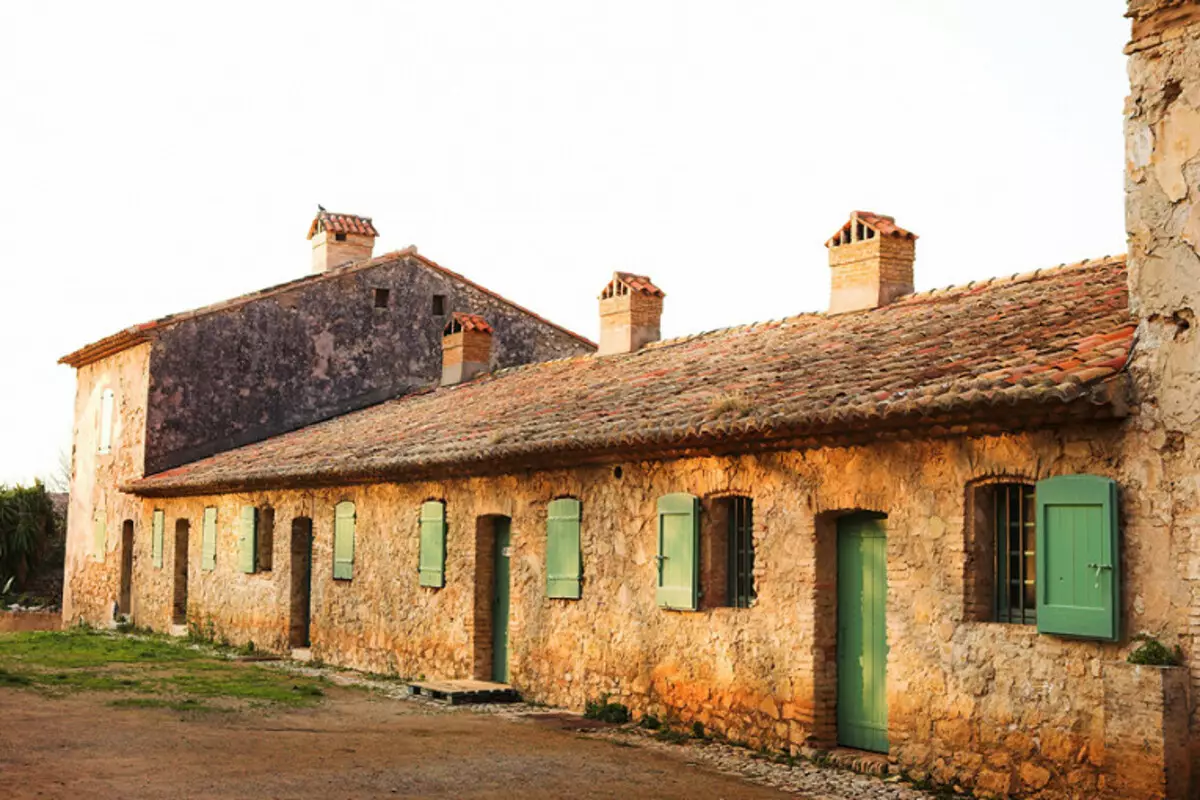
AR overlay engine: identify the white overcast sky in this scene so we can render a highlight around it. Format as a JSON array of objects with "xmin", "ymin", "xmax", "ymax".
[{"xmin": 0, "ymin": 1, "xmax": 1129, "ymax": 486}]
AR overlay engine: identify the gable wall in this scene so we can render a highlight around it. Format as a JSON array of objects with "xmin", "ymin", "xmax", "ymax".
[
  {"xmin": 113, "ymin": 421, "xmax": 1190, "ymax": 798},
  {"xmin": 142, "ymin": 256, "xmax": 592, "ymax": 474}
]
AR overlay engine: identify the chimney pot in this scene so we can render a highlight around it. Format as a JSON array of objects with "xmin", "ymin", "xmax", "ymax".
[
  {"xmin": 307, "ymin": 210, "xmax": 378, "ymax": 273},
  {"xmin": 597, "ymin": 272, "xmax": 664, "ymax": 355},
  {"xmin": 824, "ymin": 211, "xmax": 917, "ymax": 313},
  {"xmin": 441, "ymin": 312, "xmax": 493, "ymax": 385}
]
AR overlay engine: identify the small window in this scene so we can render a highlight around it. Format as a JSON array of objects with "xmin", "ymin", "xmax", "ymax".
[
  {"xmin": 373, "ymin": 288, "xmax": 390, "ymax": 308},
  {"xmin": 432, "ymin": 294, "xmax": 446, "ymax": 316},
  {"xmin": 334, "ymin": 232, "xmax": 347, "ymax": 242},
  {"xmin": 966, "ymin": 482, "xmax": 1035, "ymax": 624},
  {"xmin": 994, "ymin": 483, "xmax": 1036, "ymax": 624},
  {"xmin": 98, "ymin": 389, "xmax": 115, "ymax": 453},
  {"xmin": 700, "ymin": 496, "xmax": 755, "ymax": 609},
  {"xmin": 257, "ymin": 507, "xmax": 275, "ymax": 572},
  {"xmin": 152, "ymin": 509, "xmax": 165, "ymax": 569}
]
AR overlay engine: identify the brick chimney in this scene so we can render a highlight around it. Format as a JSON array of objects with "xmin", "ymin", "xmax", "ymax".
[
  {"xmin": 442, "ymin": 313, "xmax": 493, "ymax": 386},
  {"xmin": 824, "ymin": 211, "xmax": 917, "ymax": 314},
  {"xmin": 307, "ymin": 209, "xmax": 378, "ymax": 274},
  {"xmin": 598, "ymin": 272, "xmax": 664, "ymax": 355}
]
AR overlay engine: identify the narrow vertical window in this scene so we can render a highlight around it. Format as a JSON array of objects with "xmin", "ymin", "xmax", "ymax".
[
  {"xmin": 726, "ymin": 497, "xmax": 755, "ymax": 608},
  {"xmin": 432, "ymin": 294, "xmax": 446, "ymax": 315},
  {"xmin": 994, "ymin": 483, "xmax": 1036, "ymax": 624},
  {"xmin": 257, "ymin": 507, "xmax": 275, "ymax": 572},
  {"xmin": 98, "ymin": 389, "xmax": 115, "ymax": 453}
]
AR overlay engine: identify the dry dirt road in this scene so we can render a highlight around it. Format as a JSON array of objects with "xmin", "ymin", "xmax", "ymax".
[{"xmin": 0, "ymin": 685, "xmax": 792, "ymax": 799}]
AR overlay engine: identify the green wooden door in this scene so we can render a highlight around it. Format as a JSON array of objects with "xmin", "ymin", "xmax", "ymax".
[
  {"xmin": 837, "ymin": 514, "xmax": 888, "ymax": 753},
  {"xmin": 492, "ymin": 518, "xmax": 512, "ymax": 683}
]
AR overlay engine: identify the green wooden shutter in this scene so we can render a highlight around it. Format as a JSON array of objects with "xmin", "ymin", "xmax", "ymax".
[
  {"xmin": 92, "ymin": 509, "xmax": 107, "ymax": 560},
  {"xmin": 238, "ymin": 505, "xmax": 257, "ymax": 574},
  {"xmin": 201, "ymin": 507, "xmax": 217, "ymax": 571},
  {"xmin": 1035, "ymin": 475, "xmax": 1119, "ymax": 641},
  {"xmin": 419, "ymin": 501, "xmax": 446, "ymax": 588},
  {"xmin": 152, "ymin": 509, "xmax": 164, "ymax": 568},
  {"xmin": 656, "ymin": 493, "xmax": 699, "ymax": 610},
  {"xmin": 333, "ymin": 501, "xmax": 356, "ymax": 580},
  {"xmin": 546, "ymin": 498, "xmax": 582, "ymax": 599}
]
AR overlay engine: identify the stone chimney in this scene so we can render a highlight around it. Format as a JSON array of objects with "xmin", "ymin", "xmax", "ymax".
[
  {"xmin": 307, "ymin": 210, "xmax": 378, "ymax": 274},
  {"xmin": 442, "ymin": 313, "xmax": 493, "ymax": 386},
  {"xmin": 598, "ymin": 272, "xmax": 664, "ymax": 355},
  {"xmin": 824, "ymin": 211, "xmax": 917, "ymax": 314}
]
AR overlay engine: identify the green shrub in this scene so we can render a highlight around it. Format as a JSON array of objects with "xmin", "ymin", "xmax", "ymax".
[
  {"xmin": 1128, "ymin": 634, "xmax": 1184, "ymax": 666},
  {"xmin": 0, "ymin": 481, "xmax": 61, "ymax": 592},
  {"xmin": 584, "ymin": 694, "xmax": 631, "ymax": 724},
  {"xmin": 691, "ymin": 721, "xmax": 706, "ymax": 739},
  {"xmin": 638, "ymin": 714, "xmax": 661, "ymax": 730}
]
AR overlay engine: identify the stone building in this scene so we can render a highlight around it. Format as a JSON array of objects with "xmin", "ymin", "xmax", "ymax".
[{"xmin": 57, "ymin": 3, "xmax": 1200, "ymax": 797}]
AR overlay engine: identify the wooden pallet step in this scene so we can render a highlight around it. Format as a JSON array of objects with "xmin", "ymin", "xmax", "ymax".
[{"xmin": 407, "ymin": 679, "xmax": 521, "ymax": 706}]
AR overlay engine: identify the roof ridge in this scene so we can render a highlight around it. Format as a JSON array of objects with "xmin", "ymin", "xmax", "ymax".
[{"xmin": 892, "ymin": 254, "xmax": 1127, "ymax": 308}]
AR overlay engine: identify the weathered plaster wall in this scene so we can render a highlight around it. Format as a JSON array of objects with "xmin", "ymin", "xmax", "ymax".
[
  {"xmin": 143, "ymin": 255, "xmax": 592, "ymax": 474},
  {"xmin": 109, "ymin": 422, "xmax": 1188, "ymax": 798},
  {"xmin": 63, "ymin": 343, "xmax": 150, "ymax": 622},
  {"xmin": 1126, "ymin": 2, "xmax": 1200, "ymax": 795}
]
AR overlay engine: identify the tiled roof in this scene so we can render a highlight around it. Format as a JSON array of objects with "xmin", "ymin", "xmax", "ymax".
[
  {"xmin": 612, "ymin": 272, "xmax": 665, "ymax": 297},
  {"xmin": 826, "ymin": 211, "xmax": 917, "ymax": 247},
  {"xmin": 129, "ymin": 255, "xmax": 1133, "ymax": 496},
  {"xmin": 306, "ymin": 211, "xmax": 379, "ymax": 239},
  {"xmin": 59, "ymin": 248, "xmax": 594, "ymax": 367},
  {"xmin": 445, "ymin": 312, "xmax": 493, "ymax": 334}
]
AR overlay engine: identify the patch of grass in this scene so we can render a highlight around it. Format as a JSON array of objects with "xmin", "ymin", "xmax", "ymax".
[
  {"xmin": 0, "ymin": 630, "xmax": 205, "ymax": 669},
  {"xmin": 108, "ymin": 697, "xmax": 220, "ymax": 713},
  {"xmin": 0, "ymin": 629, "xmax": 326, "ymax": 708}
]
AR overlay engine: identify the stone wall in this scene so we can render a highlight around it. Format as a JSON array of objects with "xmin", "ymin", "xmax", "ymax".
[
  {"xmin": 98, "ymin": 421, "xmax": 1191, "ymax": 797},
  {"xmin": 1126, "ymin": 1, "xmax": 1200, "ymax": 793},
  {"xmin": 143, "ymin": 253, "xmax": 593, "ymax": 474},
  {"xmin": 63, "ymin": 342, "xmax": 150, "ymax": 623}
]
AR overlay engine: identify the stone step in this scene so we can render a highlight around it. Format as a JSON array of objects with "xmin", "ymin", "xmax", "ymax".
[
  {"xmin": 291, "ymin": 647, "xmax": 313, "ymax": 662},
  {"xmin": 407, "ymin": 678, "xmax": 521, "ymax": 706}
]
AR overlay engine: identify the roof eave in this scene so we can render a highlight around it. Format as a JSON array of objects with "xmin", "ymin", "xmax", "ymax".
[{"xmin": 123, "ymin": 374, "xmax": 1130, "ymax": 498}]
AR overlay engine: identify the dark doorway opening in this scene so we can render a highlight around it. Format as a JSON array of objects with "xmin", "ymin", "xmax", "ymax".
[
  {"xmin": 472, "ymin": 515, "xmax": 513, "ymax": 683},
  {"xmin": 290, "ymin": 518, "xmax": 314, "ymax": 648},
  {"xmin": 119, "ymin": 520, "xmax": 134, "ymax": 615},
  {"xmin": 172, "ymin": 520, "xmax": 189, "ymax": 625}
]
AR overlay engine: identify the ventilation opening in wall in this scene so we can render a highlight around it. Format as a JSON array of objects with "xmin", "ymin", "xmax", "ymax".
[
  {"xmin": 374, "ymin": 288, "xmax": 390, "ymax": 309},
  {"xmin": 335, "ymin": 232, "xmax": 347, "ymax": 242},
  {"xmin": 432, "ymin": 294, "xmax": 446, "ymax": 316}
]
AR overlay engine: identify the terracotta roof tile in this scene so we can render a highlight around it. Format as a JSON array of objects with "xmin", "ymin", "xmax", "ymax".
[
  {"xmin": 826, "ymin": 211, "xmax": 917, "ymax": 247},
  {"xmin": 306, "ymin": 211, "xmax": 379, "ymax": 240},
  {"xmin": 612, "ymin": 272, "xmax": 665, "ymax": 297},
  {"xmin": 445, "ymin": 312, "xmax": 493, "ymax": 334},
  {"xmin": 130, "ymin": 255, "xmax": 1133, "ymax": 496}
]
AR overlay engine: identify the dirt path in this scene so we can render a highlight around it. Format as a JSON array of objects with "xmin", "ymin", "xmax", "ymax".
[{"xmin": 0, "ymin": 686, "xmax": 793, "ymax": 799}]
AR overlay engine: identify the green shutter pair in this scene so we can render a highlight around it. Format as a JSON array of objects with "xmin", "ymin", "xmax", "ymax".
[
  {"xmin": 546, "ymin": 498, "xmax": 582, "ymax": 599},
  {"xmin": 152, "ymin": 510, "xmax": 164, "ymax": 568},
  {"xmin": 92, "ymin": 509, "xmax": 106, "ymax": 561},
  {"xmin": 333, "ymin": 501, "xmax": 356, "ymax": 580},
  {"xmin": 201, "ymin": 508, "xmax": 218, "ymax": 571},
  {"xmin": 237, "ymin": 506, "xmax": 258, "ymax": 574},
  {"xmin": 419, "ymin": 501, "xmax": 446, "ymax": 587},
  {"xmin": 1035, "ymin": 475, "xmax": 1120, "ymax": 641},
  {"xmin": 657, "ymin": 493, "xmax": 700, "ymax": 610}
]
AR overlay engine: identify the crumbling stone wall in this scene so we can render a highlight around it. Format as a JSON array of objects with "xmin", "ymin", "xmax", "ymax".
[
  {"xmin": 144, "ymin": 254, "xmax": 593, "ymax": 474},
  {"xmin": 63, "ymin": 343, "xmax": 150, "ymax": 623},
  {"xmin": 1126, "ymin": 1, "xmax": 1200, "ymax": 794},
  {"xmin": 109, "ymin": 421, "xmax": 1188, "ymax": 798}
]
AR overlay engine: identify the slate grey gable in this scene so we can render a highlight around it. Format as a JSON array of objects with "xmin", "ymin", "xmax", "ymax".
[{"xmin": 142, "ymin": 253, "xmax": 593, "ymax": 474}]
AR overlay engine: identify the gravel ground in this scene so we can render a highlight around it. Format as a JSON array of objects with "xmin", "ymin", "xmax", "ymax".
[{"xmin": 276, "ymin": 661, "xmax": 962, "ymax": 800}]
